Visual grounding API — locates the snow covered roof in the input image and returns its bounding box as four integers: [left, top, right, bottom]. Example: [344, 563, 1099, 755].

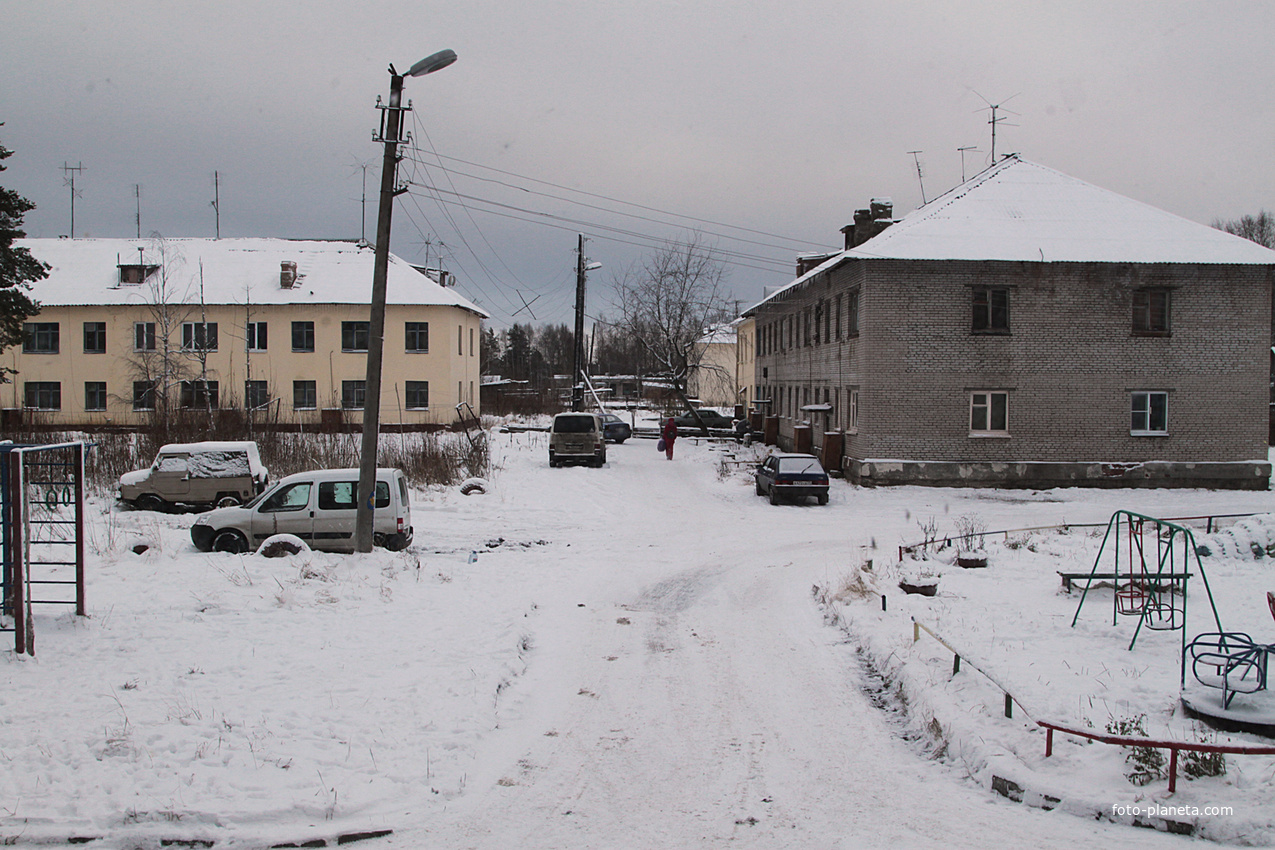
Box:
[749, 156, 1275, 312]
[18, 237, 489, 317]
[695, 320, 739, 346]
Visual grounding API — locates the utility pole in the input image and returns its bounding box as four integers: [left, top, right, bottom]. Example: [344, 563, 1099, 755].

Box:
[572, 234, 586, 411]
[62, 162, 83, 238]
[355, 50, 456, 553]
[211, 171, 221, 239]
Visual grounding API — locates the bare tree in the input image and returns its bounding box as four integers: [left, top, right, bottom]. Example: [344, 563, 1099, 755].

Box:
[611, 236, 734, 430]
[1213, 210, 1275, 249]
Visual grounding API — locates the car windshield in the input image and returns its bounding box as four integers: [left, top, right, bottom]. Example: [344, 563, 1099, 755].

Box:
[777, 457, 823, 474]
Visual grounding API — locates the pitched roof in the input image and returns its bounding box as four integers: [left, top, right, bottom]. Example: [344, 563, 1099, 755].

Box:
[849, 156, 1275, 264]
[18, 237, 489, 317]
[749, 156, 1275, 312]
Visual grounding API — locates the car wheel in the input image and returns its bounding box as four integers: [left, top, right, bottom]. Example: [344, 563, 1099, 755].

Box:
[616, 438, 627, 445]
[818, 493, 829, 506]
[211, 530, 249, 554]
[383, 533, 410, 552]
[755, 481, 764, 496]
[216, 495, 241, 508]
[136, 494, 165, 512]
[769, 487, 780, 506]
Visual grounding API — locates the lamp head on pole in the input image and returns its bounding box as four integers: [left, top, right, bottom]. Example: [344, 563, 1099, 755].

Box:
[408, 49, 458, 77]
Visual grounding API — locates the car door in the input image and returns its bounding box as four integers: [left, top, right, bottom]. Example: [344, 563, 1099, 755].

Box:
[314, 479, 359, 551]
[251, 480, 314, 545]
[757, 457, 777, 493]
[150, 453, 191, 500]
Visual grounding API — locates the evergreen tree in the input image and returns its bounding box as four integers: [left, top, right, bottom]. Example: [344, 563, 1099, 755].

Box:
[0, 128, 45, 380]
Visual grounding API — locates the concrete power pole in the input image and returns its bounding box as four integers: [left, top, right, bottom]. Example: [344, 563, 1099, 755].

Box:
[572, 234, 586, 412]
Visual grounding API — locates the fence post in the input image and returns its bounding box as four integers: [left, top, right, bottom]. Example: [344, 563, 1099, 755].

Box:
[952, 654, 961, 676]
[1168, 747, 1178, 793]
[1004, 693, 1013, 719]
[913, 620, 920, 642]
[1045, 726, 1054, 757]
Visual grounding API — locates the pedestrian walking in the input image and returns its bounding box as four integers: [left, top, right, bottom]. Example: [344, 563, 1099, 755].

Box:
[662, 417, 677, 460]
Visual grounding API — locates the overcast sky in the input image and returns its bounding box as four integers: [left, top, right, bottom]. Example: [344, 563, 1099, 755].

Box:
[3, 1, 1272, 328]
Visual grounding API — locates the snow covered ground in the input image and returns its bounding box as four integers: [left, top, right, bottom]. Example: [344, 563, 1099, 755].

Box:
[3, 424, 1274, 848]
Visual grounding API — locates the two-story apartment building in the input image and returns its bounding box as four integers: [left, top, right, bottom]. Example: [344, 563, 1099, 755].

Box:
[748, 156, 1275, 489]
[5, 237, 488, 430]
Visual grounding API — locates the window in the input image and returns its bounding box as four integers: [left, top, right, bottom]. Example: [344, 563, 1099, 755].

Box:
[246, 321, 267, 351]
[293, 380, 317, 410]
[972, 287, 1010, 333]
[318, 481, 389, 511]
[134, 322, 156, 352]
[1131, 391, 1168, 435]
[1133, 288, 1171, 336]
[470, 327, 475, 356]
[835, 295, 843, 340]
[133, 380, 156, 411]
[458, 324, 463, 355]
[22, 322, 59, 354]
[260, 482, 312, 513]
[341, 380, 366, 409]
[848, 389, 859, 432]
[180, 380, 219, 409]
[813, 303, 822, 344]
[405, 321, 429, 352]
[970, 391, 1009, 434]
[181, 322, 218, 351]
[405, 381, 429, 410]
[847, 290, 860, 338]
[118, 263, 157, 285]
[83, 322, 106, 354]
[342, 321, 370, 352]
[245, 380, 270, 410]
[292, 321, 315, 352]
[24, 381, 60, 410]
[823, 301, 831, 343]
[85, 381, 107, 412]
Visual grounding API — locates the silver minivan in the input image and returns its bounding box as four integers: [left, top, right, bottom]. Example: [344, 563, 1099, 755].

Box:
[548, 412, 606, 467]
[190, 468, 412, 553]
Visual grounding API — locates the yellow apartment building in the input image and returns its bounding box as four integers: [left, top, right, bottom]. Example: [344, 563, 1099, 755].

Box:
[4, 237, 488, 430]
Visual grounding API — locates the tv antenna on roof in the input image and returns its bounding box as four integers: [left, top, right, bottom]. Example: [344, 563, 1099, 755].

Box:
[907, 151, 927, 205]
[957, 146, 979, 183]
[971, 90, 1020, 162]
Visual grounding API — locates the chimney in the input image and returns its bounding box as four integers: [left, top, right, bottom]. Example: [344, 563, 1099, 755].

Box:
[280, 260, 298, 289]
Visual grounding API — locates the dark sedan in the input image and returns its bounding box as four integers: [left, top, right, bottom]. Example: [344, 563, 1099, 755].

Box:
[599, 413, 632, 443]
[673, 409, 735, 430]
[755, 453, 830, 505]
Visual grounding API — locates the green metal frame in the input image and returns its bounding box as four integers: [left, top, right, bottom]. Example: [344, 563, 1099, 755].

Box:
[1070, 511, 1223, 670]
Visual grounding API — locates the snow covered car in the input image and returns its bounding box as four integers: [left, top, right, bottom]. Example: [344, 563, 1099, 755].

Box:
[755, 453, 830, 505]
[118, 441, 268, 512]
[191, 468, 412, 553]
[599, 413, 632, 443]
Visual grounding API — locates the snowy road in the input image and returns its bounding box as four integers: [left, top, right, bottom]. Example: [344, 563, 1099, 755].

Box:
[391, 433, 1204, 848]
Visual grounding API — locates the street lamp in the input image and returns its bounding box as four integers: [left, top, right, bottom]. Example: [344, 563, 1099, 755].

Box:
[355, 50, 456, 553]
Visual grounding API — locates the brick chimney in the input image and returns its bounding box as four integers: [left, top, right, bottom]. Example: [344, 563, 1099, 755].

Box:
[280, 260, 298, 289]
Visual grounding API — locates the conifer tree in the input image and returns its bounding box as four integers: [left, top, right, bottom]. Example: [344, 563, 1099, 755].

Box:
[0, 127, 45, 380]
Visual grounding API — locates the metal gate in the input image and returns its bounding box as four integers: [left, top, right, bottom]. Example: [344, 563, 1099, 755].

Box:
[1, 442, 87, 656]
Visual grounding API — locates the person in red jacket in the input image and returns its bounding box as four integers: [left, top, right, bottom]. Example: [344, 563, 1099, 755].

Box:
[662, 417, 678, 460]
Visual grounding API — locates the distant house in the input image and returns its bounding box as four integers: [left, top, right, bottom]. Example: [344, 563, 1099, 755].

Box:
[686, 321, 742, 408]
[747, 156, 1275, 489]
[6, 238, 488, 430]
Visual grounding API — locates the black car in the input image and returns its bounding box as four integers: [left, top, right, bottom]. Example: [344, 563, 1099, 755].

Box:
[755, 453, 830, 505]
[599, 413, 632, 443]
[672, 409, 735, 430]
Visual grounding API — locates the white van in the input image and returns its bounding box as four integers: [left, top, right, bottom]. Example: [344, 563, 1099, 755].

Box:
[548, 412, 607, 467]
[190, 468, 412, 554]
[119, 441, 268, 511]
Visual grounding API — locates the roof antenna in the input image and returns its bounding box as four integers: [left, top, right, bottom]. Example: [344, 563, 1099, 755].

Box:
[971, 90, 1020, 162]
[957, 146, 979, 183]
[907, 151, 927, 205]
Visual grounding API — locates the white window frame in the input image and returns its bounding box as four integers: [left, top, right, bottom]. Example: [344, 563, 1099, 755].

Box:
[246, 321, 267, 352]
[847, 388, 859, 434]
[969, 391, 1009, 436]
[1130, 391, 1169, 436]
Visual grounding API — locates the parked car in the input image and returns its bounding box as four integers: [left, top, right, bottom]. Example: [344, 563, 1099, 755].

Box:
[599, 413, 632, 443]
[549, 412, 607, 467]
[755, 453, 830, 505]
[119, 441, 268, 512]
[673, 409, 736, 430]
[191, 468, 412, 554]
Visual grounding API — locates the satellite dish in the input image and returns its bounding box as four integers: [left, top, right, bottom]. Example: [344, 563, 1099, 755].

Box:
[408, 49, 458, 77]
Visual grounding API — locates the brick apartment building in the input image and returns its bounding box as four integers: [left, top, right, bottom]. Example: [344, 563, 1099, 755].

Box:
[747, 156, 1275, 489]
